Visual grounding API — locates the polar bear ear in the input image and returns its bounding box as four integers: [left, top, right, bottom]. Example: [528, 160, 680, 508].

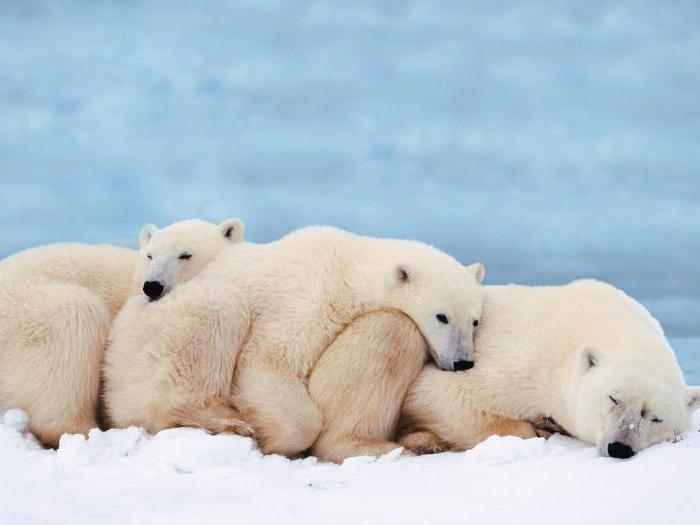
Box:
[139, 224, 158, 248]
[688, 387, 700, 412]
[394, 265, 411, 284]
[219, 218, 244, 243]
[579, 346, 599, 372]
[465, 262, 485, 284]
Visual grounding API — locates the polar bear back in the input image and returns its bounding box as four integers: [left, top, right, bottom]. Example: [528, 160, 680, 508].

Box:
[194, 226, 479, 377]
[0, 243, 137, 318]
[477, 279, 684, 391]
[195, 228, 393, 375]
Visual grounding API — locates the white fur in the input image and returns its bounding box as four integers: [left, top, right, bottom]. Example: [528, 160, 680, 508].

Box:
[104, 226, 485, 457]
[0, 217, 244, 447]
[0, 242, 137, 446]
[135, 218, 244, 299]
[401, 280, 698, 457]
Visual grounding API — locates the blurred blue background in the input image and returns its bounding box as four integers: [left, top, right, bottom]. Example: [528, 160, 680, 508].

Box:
[0, 1, 698, 380]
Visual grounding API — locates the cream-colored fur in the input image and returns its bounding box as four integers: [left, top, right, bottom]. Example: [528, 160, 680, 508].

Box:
[307, 308, 537, 462]
[399, 280, 700, 458]
[0, 217, 243, 447]
[0, 243, 137, 446]
[308, 310, 429, 462]
[104, 226, 485, 457]
[135, 218, 243, 300]
[104, 280, 253, 436]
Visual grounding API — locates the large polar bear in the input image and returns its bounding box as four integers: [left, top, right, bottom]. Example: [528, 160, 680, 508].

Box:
[104, 226, 485, 458]
[0, 217, 243, 446]
[378, 280, 698, 458]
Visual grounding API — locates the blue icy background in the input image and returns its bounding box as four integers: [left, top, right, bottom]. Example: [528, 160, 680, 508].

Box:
[0, 1, 698, 380]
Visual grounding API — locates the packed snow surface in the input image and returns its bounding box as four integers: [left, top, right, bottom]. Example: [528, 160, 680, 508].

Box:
[1, 409, 698, 524]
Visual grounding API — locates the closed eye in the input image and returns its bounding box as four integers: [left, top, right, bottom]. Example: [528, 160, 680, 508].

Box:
[609, 395, 619, 406]
[147, 254, 153, 260]
[179, 253, 192, 260]
[651, 417, 663, 424]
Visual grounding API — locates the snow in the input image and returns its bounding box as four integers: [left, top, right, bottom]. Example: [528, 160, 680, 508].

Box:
[1, 408, 29, 432]
[1, 409, 699, 523]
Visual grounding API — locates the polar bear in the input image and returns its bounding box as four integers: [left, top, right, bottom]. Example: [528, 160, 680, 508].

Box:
[135, 218, 243, 301]
[0, 243, 136, 446]
[104, 226, 485, 457]
[0, 217, 243, 447]
[391, 280, 700, 458]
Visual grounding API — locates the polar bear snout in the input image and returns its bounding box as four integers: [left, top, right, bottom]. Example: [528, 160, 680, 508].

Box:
[607, 441, 635, 459]
[426, 325, 476, 372]
[143, 280, 165, 301]
[453, 360, 474, 371]
[430, 338, 474, 372]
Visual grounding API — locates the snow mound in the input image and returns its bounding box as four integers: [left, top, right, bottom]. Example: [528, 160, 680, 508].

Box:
[342, 447, 404, 467]
[57, 426, 150, 465]
[465, 435, 551, 465]
[137, 427, 260, 473]
[0, 409, 42, 451]
[2, 408, 29, 431]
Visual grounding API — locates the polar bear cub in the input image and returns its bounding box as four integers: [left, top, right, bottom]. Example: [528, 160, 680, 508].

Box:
[0, 217, 244, 447]
[135, 218, 243, 301]
[104, 226, 485, 457]
[399, 280, 700, 458]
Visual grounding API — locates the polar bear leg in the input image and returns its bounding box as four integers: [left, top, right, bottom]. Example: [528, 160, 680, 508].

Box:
[473, 415, 539, 443]
[399, 413, 539, 454]
[105, 281, 251, 435]
[172, 396, 254, 437]
[308, 310, 427, 463]
[398, 430, 450, 454]
[233, 358, 323, 457]
[0, 283, 109, 447]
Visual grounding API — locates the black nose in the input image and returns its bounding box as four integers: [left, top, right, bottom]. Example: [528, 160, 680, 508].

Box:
[143, 281, 164, 300]
[453, 360, 474, 371]
[607, 441, 635, 459]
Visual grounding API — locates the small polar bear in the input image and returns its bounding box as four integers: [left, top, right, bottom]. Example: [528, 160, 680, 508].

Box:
[394, 280, 700, 458]
[135, 218, 244, 301]
[0, 217, 244, 447]
[104, 226, 485, 458]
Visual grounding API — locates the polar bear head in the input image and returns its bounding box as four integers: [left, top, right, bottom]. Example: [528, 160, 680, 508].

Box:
[381, 246, 485, 372]
[570, 346, 700, 459]
[135, 218, 244, 301]
[552, 280, 699, 458]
